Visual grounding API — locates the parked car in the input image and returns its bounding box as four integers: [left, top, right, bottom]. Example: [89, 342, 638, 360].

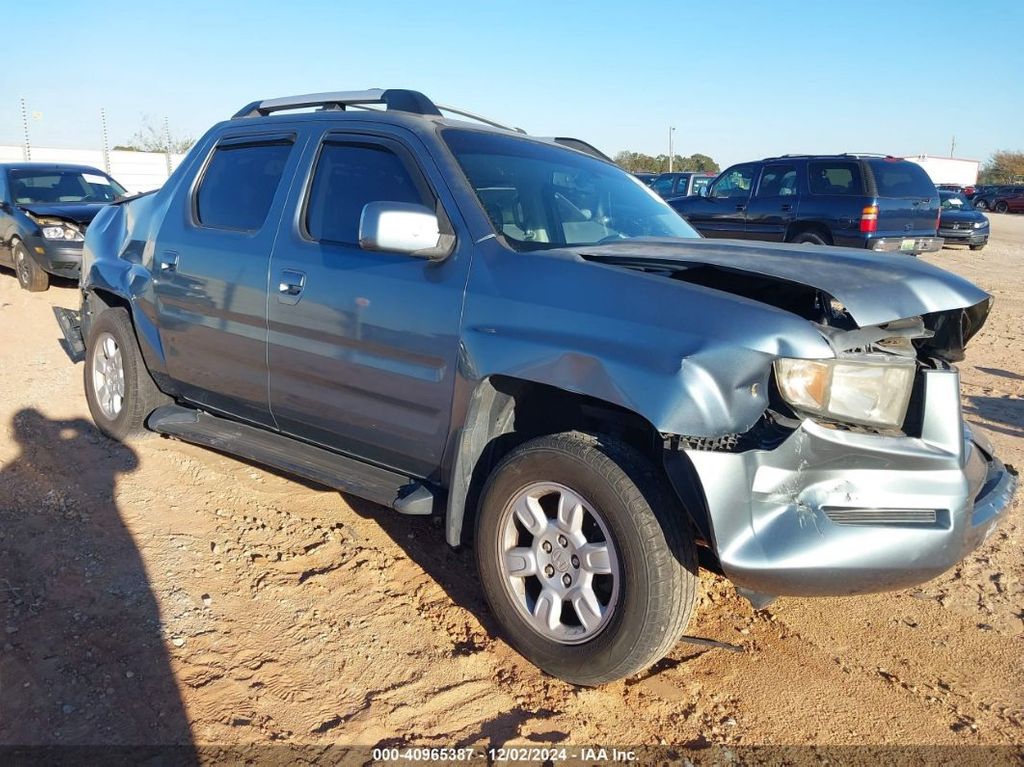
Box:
[0, 163, 128, 291]
[632, 171, 658, 184]
[973, 185, 1024, 211]
[938, 190, 989, 250]
[669, 154, 943, 254]
[987, 189, 1024, 214]
[650, 171, 715, 198]
[57, 89, 1015, 686]
[937, 183, 976, 198]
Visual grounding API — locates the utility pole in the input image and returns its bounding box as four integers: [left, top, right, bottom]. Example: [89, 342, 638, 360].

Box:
[164, 116, 173, 176]
[950, 135, 956, 158]
[668, 126, 676, 172]
[20, 97, 31, 161]
[100, 108, 111, 173]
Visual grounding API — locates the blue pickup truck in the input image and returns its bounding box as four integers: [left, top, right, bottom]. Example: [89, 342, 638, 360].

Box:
[58, 90, 1014, 685]
[669, 154, 943, 255]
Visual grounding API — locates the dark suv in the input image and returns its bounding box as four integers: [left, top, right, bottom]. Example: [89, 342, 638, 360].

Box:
[670, 155, 943, 254]
[57, 90, 1014, 686]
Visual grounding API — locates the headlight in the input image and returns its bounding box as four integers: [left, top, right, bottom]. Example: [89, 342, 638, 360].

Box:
[973, 221, 988, 229]
[774, 356, 916, 428]
[40, 223, 84, 241]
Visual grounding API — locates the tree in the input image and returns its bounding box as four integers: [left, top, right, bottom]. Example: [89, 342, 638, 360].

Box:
[114, 116, 194, 154]
[613, 150, 719, 174]
[979, 150, 1024, 184]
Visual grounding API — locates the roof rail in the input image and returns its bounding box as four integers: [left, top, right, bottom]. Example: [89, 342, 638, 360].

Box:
[231, 89, 527, 135]
[232, 89, 442, 119]
[433, 104, 526, 134]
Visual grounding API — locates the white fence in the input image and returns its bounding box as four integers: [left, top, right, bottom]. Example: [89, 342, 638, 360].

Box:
[0, 145, 187, 194]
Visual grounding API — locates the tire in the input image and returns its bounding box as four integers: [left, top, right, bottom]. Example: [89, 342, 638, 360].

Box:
[974, 200, 988, 211]
[994, 201, 1008, 214]
[790, 231, 831, 246]
[13, 239, 49, 292]
[970, 244, 986, 251]
[475, 431, 699, 686]
[84, 308, 169, 441]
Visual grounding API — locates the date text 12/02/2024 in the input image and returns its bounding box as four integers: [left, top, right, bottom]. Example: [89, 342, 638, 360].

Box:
[371, 746, 638, 762]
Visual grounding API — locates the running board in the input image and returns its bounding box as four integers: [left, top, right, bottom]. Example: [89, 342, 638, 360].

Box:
[147, 405, 435, 515]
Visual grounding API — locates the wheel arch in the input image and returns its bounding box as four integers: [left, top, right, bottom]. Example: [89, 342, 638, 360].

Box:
[785, 221, 833, 244]
[444, 375, 713, 554]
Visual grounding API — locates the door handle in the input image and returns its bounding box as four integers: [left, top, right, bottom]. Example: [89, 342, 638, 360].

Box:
[158, 251, 179, 272]
[734, 203, 746, 211]
[277, 269, 306, 305]
[781, 204, 793, 212]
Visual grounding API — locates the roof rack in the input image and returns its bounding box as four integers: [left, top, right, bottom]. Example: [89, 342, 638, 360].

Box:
[231, 88, 527, 133]
[232, 89, 441, 119]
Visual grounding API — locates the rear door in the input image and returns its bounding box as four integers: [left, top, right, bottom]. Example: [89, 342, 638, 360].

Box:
[266, 128, 470, 478]
[152, 130, 305, 426]
[866, 159, 940, 237]
[744, 162, 799, 241]
[684, 163, 757, 237]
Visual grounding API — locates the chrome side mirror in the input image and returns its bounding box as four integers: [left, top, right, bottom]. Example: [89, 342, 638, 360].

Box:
[358, 201, 454, 259]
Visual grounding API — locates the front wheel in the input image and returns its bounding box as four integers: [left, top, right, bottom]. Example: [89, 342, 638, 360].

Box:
[974, 200, 988, 210]
[970, 244, 986, 251]
[475, 431, 699, 686]
[13, 240, 49, 292]
[994, 201, 1009, 214]
[84, 308, 169, 441]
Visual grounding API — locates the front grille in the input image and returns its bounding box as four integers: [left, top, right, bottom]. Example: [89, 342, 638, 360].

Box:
[823, 507, 939, 526]
[941, 222, 970, 231]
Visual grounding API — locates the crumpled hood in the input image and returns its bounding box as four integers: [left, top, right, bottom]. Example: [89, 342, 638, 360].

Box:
[19, 202, 106, 226]
[577, 238, 990, 328]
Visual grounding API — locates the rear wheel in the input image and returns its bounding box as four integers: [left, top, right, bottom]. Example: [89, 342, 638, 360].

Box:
[994, 201, 1008, 214]
[13, 240, 49, 292]
[974, 199, 988, 210]
[84, 308, 169, 441]
[790, 231, 831, 246]
[475, 431, 699, 686]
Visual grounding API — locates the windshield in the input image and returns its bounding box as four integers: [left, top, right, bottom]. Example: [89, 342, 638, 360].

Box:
[8, 168, 127, 205]
[444, 129, 699, 251]
[940, 191, 969, 209]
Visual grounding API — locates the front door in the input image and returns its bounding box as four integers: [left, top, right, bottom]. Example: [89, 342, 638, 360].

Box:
[683, 163, 757, 238]
[152, 131, 304, 427]
[266, 129, 470, 479]
[745, 162, 799, 241]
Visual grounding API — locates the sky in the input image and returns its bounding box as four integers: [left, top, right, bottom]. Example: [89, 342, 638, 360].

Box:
[2, 0, 1022, 169]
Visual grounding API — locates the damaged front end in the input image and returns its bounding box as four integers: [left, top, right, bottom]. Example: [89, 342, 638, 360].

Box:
[583, 240, 1016, 601]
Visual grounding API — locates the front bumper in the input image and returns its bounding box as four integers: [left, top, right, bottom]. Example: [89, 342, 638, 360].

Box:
[684, 368, 1016, 597]
[24, 235, 83, 279]
[868, 236, 944, 254]
[939, 227, 989, 247]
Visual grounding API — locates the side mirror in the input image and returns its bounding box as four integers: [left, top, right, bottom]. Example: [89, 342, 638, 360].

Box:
[358, 201, 454, 259]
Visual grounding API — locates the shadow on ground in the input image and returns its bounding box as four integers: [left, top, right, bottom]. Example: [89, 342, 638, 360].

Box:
[0, 409, 194, 749]
[965, 394, 1024, 439]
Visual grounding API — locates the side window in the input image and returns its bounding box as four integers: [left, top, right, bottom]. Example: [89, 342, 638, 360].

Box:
[808, 161, 863, 196]
[710, 165, 756, 199]
[195, 140, 293, 231]
[305, 141, 428, 245]
[756, 164, 797, 197]
[650, 175, 675, 195]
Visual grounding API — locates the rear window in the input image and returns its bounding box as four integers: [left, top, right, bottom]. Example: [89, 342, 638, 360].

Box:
[867, 160, 936, 199]
[808, 161, 863, 196]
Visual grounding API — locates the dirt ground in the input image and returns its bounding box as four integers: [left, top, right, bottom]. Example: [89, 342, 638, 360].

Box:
[0, 214, 1021, 753]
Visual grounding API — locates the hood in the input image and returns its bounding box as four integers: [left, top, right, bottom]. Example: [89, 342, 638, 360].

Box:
[940, 207, 987, 224]
[18, 202, 107, 226]
[577, 238, 990, 328]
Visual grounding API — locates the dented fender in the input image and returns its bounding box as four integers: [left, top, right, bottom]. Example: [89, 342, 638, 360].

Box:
[459, 240, 836, 439]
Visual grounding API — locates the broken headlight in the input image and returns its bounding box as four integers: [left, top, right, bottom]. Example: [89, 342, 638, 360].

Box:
[773, 355, 916, 429]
